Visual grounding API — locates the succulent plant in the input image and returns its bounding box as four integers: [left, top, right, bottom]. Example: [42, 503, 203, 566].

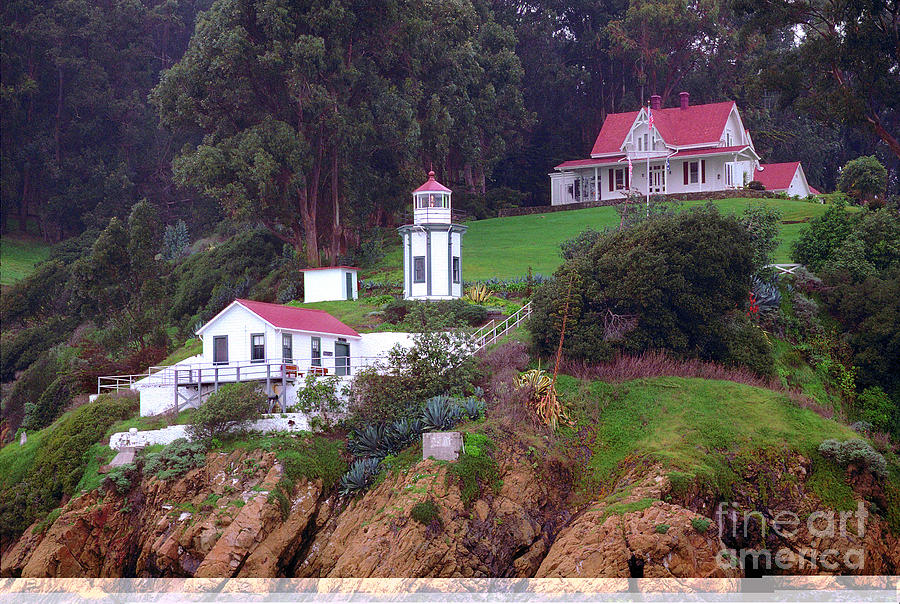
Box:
[461, 396, 485, 420]
[338, 458, 381, 497]
[387, 418, 423, 449]
[514, 368, 553, 398]
[465, 283, 493, 304]
[421, 395, 459, 431]
[349, 424, 389, 459]
[751, 276, 782, 312]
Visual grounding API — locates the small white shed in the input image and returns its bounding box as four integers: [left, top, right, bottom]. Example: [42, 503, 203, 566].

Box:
[301, 266, 359, 303]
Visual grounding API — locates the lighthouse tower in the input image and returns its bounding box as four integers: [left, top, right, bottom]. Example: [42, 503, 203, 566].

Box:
[399, 171, 467, 300]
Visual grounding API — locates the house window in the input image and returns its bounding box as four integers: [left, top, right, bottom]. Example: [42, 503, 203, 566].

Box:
[683, 160, 706, 185]
[608, 168, 628, 191]
[251, 334, 265, 363]
[282, 333, 292, 363]
[413, 256, 426, 283]
[725, 163, 733, 186]
[213, 336, 228, 365]
[643, 133, 648, 151]
[311, 337, 321, 366]
[452, 257, 460, 283]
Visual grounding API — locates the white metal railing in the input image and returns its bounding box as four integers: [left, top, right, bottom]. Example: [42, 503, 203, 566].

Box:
[767, 263, 803, 275]
[97, 355, 390, 394]
[471, 301, 532, 352]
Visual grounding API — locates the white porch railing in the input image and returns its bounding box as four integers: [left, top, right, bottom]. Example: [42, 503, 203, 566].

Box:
[471, 301, 532, 353]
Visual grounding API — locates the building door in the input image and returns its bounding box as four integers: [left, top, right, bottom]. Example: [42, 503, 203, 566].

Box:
[345, 272, 353, 300]
[213, 336, 228, 365]
[334, 342, 350, 376]
[649, 165, 665, 194]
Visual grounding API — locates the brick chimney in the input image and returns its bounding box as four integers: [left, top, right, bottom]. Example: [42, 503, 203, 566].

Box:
[650, 95, 662, 110]
[679, 91, 690, 110]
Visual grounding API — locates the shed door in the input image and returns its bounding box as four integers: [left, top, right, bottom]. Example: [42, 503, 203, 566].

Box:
[213, 336, 228, 365]
[345, 272, 353, 300]
[335, 342, 350, 376]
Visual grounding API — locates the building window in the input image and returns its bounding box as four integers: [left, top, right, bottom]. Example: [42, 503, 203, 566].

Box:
[643, 133, 648, 151]
[609, 168, 628, 191]
[251, 334, 265, 363]
[311, 337, 321, 366]
[725, 163, 733, 186]
[452, 257, 460, 283]
[683, 160, 706, 185]
[413, 256, 426, 283]
[282, 333, 292, 363]
[213, 336, 228, 365]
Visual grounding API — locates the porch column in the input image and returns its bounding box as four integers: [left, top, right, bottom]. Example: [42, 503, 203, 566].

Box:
[594, 167, 599, 201]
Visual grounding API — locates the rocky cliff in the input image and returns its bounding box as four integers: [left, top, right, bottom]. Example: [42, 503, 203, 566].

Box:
[2, 435, 897, 578]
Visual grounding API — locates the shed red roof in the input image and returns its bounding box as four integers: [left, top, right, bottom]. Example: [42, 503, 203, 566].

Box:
[754, 162, 801, 191]
[590, 101, 736, 156]
[299, 265, 358, 272]
[413, 171, 451, 193]
[235, 299, 360, 337]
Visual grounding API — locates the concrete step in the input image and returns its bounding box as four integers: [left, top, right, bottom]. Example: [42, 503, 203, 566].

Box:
[109, 447, 138, 468]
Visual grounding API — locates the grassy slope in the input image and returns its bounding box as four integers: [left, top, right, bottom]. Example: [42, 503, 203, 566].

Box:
[461, 198, 853, 280]
[558, 375, 861, 503]
[0, 236, 51, 285]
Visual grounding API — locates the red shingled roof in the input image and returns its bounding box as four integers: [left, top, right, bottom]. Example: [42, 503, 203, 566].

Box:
[235, 299, 360, 337]
[754, 162, 801, 191]
[590, 101, 736, 156]
[554, 156, 625, 169]
[413, 171, 451, 193]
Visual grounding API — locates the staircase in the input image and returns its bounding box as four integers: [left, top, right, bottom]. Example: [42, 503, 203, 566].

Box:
[471, 301, 532, 353]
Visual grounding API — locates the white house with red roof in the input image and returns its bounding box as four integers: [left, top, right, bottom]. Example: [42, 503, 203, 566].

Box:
[753, 162, 818, 198]
[550, 92, 815, 204]
[131, 299, 412, 416]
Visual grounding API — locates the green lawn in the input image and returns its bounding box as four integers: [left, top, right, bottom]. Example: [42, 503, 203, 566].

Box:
[0, 235, 51, 285]
[461, 198, 852, 280]
[557, 375, 862, 503]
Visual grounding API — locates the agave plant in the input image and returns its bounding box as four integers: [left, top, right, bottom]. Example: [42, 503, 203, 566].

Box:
[465, 283, 493, 304]
[338, 458, 381, 497]
[751, 276, 781, 312]
[349, 424, 389, 459]
[461, 396, 485, 420]
[421, 395, 459, 431]
[387, 418, 423, 449]
[514, 368, 553, 398]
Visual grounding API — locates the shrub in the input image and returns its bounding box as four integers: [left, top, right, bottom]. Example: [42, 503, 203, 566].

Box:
[410, 499, 441, 526]
[531, 205, 755, 364]
[747, 180, 765, 191]
[102, 463, 139, 494]
[724, 317, 775, 377]
[655, 523, 670, 534]
[854, 387, 894, 433]
[461, 397, 485, 420]
[818, 438, 887, 477]
[751, 276, 781, 313]
[838, 156, 887, 204]
[791, 201, 855, 271]
[22, 377, 71, 432]
[187, 383, 263, 442]
[291, 374, 347, 428]
[338, 458, 381, 497]
[143, 438, 207, 479]
[463, 432, 494, 458]
[447, 443, 500, 506]
[850, 421, 873, 434]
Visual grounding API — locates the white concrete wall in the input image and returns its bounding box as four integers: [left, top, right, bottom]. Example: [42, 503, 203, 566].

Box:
[303, 268, 357, 303]
[109, 414, 314, 450]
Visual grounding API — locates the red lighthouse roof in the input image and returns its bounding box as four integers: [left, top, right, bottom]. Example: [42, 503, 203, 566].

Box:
[413, 171, 451, 193]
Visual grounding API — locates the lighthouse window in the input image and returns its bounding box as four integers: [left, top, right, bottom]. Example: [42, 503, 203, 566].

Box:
[413, 256, 426, 283]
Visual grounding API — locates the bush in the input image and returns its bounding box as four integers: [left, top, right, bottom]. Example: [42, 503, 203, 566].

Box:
[791, 201, 854, 271]
[724, 317, 775, 377]
[383, 299, 487, 330]
[838, 156, 887, 204]
[853, 387, 895, 434]
[143, 438, 207, 479]
[23, 377, 71, 432]
[291, 374, 346, 429]
[348, 331, 480, 426]
[447, 439, 500, 505]
[102, 463, 139, 494]
[691, 517, 711, 533]
[410, 499, 441, 526]
[186, 383, 263, 442]
[531, 204, 755, 364]
[747, 180, 765, 191]
[818, 438, 887, 477]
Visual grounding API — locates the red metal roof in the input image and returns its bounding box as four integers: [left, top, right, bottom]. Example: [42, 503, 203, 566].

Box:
[590, 101, 736, 156]
[299, 265, 358, 272]
[754, 162, 800, 191]
[590, 111, 640, 155]
[413, 171, 451, 193]
[554, 156, 625, 169]
[235, 299, 360, 337]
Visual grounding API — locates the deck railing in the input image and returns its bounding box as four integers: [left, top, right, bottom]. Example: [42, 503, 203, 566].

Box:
[767, 263, 803, 275]
[470, 301, 532, 352]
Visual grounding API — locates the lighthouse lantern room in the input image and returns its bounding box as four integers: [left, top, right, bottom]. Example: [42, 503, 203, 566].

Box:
[399, 171, 467, 300]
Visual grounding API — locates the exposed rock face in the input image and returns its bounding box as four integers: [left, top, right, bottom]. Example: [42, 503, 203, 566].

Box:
[2, 441, 897, 578]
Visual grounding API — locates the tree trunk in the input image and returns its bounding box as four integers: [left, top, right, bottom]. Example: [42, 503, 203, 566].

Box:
[55, 65, 63, 166]
[330, 151, 342, 263]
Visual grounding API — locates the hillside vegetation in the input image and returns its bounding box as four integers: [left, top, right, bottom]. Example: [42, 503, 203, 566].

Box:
[0, 237, 51, 286]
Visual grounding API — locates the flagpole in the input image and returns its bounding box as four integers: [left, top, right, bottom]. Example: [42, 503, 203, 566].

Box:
[646, 101, 650, 216]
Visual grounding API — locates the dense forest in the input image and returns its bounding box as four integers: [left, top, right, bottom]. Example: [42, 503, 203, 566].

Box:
[2, 0, 897, 257]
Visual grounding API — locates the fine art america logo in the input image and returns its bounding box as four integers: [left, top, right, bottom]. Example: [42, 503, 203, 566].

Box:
[715, 501, 868, 572]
